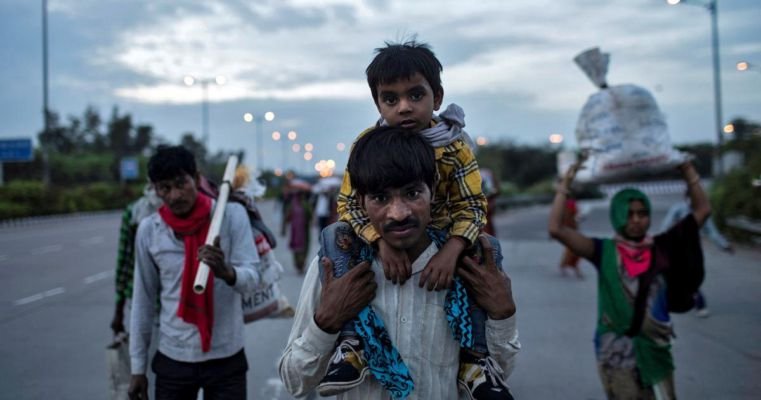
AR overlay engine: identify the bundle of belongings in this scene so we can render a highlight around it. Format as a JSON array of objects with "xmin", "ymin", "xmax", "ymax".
[
  {"xmin": 572, "ymin": 47, "xmax": 688, "ymax": 183},
  {"xmin": 202, "ymin": 167, "xmax": 294, "ymax": 323}
]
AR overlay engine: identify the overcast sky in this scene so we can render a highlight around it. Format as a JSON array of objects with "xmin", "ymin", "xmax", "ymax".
[{"xmin": 2, "ymin": 0, "xmax": 760, "ymax": 173}]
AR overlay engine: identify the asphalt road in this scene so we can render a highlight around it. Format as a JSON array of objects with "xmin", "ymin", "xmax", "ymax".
[{"xmin": 0, "ymin": 194, "xmax": 758, "ymax": 399}]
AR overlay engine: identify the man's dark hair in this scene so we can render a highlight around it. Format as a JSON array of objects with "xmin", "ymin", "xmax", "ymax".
[
  {"xmin": 366, "ymin": 39, "xmax": 443, "ymax": 106},
  {"xmin": 147, "ymin": 145, "xmax": 197, "ymax": 182},
  {"xmin": 348, "ymin": 126, "xmax": 436, "ymax": 196}
]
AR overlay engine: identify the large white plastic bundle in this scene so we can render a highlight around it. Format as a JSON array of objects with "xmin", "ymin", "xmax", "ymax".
[
  {"xmin": 573, "ymin": 48, "xmax": 686, "ymax": 183},
  {"xmin": 241, "ymin": 229, "xmax": 294, "ymax": 323}
]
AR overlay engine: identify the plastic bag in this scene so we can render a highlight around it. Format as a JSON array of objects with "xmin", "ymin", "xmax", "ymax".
[
  {"xmin": 573, "ymin": 48, "xmax": 687, "ymax": 183},
  {"xmin": 242, "ymin": 233, "xmax": 294, "ymax": 323},
  {"xmin": 106, "ymin": 333, "xmax": 130, "ymax": 400}
]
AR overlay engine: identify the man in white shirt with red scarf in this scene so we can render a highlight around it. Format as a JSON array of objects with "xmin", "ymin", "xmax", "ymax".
[{"xmin": 129, "ymin": 145, "xmax": 260, "ymax": 400}]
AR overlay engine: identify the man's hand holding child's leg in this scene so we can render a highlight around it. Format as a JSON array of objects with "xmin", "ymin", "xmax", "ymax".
[
  {"xmin": 419, "ymin": 236, "xmax": 465, "ymax": 291},
  {"xmin": 378, "ymin": 237, "xmax": 411, "ymax": 285}
]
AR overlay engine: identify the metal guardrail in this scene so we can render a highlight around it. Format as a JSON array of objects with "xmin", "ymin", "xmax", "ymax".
[
  {"xmin": 0, "ymin": 209, "xmax": 120, "ymax": 229},
  {"xmin": 726, "ymin": 216, "xmax": 761, "ymax": 235},
  {"xmin": 494, "ymin": 194, "xmax": 554, "ymax": 210}
]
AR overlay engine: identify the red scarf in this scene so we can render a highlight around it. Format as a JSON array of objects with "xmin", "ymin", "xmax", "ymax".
[
  {"xmin": 159, "ymin": 194, "xmax": 214, "ymax": 352},
  {"xmin": 614, "ymin": 235, "xmax": 654, "ymax": 278}
]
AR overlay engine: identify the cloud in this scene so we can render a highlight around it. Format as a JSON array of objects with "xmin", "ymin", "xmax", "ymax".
[
  {"xmin": 98, "ymin": 0, "xmax": 757, "ymax": 111},
  {"xmin": 115, "ymin": 79, "xmax": 366, "ymax": 104},
  {"xmin": 41, "ymin": 0, "xmax": 757, "ymax": 148}
]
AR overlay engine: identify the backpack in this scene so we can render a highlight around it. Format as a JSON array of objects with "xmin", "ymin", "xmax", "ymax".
[
  {"xmin": 198, "ymin": 177, "xmax": 277, "ymax": 249},
  {"xmin": 627, "ymin": 224, "xmax": 704, "ymax": 336}
]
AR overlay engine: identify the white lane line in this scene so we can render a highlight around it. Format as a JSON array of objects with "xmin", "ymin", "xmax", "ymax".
[
  {"xmin": 79, "ymin": 236, "xmax": 104, "ymax": 246},
  {"xmin": 84, "ymin": 271, "xmax": 112, "ymax": 284},
  {"xmin": 30, "ymin": 244, "xmax": 63, "ymax": 255},
  {"xmin": 14, "ymin": 293, "xmax": 44, "ymax": 306},
  {"xmin": 44, "ymin": 287, "xmax": 65, "ymax": 296},
  {"xmin": 14, "ymin": 287, "xmax": 65, "ymax": 306}
]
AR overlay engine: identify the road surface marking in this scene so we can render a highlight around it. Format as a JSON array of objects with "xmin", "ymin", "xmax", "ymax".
[
  {"xmin": 84, "ymin": 271, "xmax": 112, "ymax": 284},
  {"xmin": 30, "ymin": 244, "xmax": 63, "ymax": 255},
  {"xmin": 14, "ymin": 287, "xmax": 65, "ymax": 306},
  {"xmin": 79, "ymin": 236, "xmax": 104, "ymax": 246}
]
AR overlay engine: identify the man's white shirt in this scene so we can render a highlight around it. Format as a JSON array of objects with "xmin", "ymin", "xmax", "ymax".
[{"xmin": 278, "ymin": 241, "xmax": 520, "ymax": 399}]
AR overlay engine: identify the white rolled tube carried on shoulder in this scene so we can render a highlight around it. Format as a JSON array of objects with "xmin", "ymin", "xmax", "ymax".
[{"xmin": 193, "ymin": 155, "xmax": 239, "ymax": 294}]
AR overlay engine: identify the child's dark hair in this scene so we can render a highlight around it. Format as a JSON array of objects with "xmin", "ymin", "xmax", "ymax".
[
  {"xmin": 366, "ymin": 39, "xmax": 443, "ymax": 105},
  {"xmin": 147, "ymin": 145, "xmax": 198, "ymax": 183},
  {"xmin": 348, "ymin": 126, "xmax": 435, "ymax": 196}
]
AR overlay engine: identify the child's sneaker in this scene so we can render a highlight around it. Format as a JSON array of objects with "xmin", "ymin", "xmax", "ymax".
[
  {"xmin": 317, "ymin": 337, "xmax": 370, "ymax": 396},
  {"xmin": 695, "ymin": 307, "xmax": 711, "ymax": 318},
  {"xmin": 458, "ymin": 354, "xmax": 514, "ymax": 400}
]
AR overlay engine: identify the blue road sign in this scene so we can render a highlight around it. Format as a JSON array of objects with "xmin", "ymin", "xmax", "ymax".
[
  {"xmin": 120, "ymin": 157, "xmax": 139, "ymax": 181},
  {"xmin": 0, "ymin": 138, "xmax": 33, "ymax": 162}
]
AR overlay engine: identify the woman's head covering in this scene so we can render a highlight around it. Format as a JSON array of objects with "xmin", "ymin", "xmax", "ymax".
[{"xmin": 609, "ymin": 188, "xmax": 651, "ymax": 234}]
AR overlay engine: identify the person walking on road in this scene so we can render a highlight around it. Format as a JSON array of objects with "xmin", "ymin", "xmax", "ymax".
[
  {"xmin": 558, "ymin": 196, "xmax": 584, "ymax": 279},
  {"xmin": 313, "ymin": 183, "xmax": 339, "ymax": 233},
  {"xmin": 548, "ymin": 159, "xmax": 711, "ymax": 399},
  {"xmin": 281, "ymin": 179, "xmax": 314, "ymax": 274},
  {"xmin": 128, "ymin": 146, "xmax": 262, "ymax": 400},
  {"xmin": 111, "ymin": 185, "xmax": 162, "ymax": 336},
  {"xmin": 279, "ymin": 127, "xmax": 520, "ymax": 399}
]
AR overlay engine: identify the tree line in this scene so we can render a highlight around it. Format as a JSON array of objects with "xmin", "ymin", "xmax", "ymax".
[
  {"xmin": 4, "ymin": 106, "xmax": 241, "ymax": 185},
  {"xmin": 1, "ymin": 105, "xmax": 758, "ymax": 233}
]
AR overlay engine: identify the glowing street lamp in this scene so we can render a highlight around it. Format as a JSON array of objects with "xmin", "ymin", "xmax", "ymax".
[
  {"xmin": 476, "ymin": 136, "xmax": 488, "ymax": 146},
  {"xmin": 736, "ymin": 61, "xmax": 761, "ymax": 74},
  {"xmin": 337, "ymin": 142, "xmax": 346, "ymax": 152},
  {"xmin": 243, "ymin": 111, "xmax": 275, "ymax": 170},
  {"xmin": 549, "ymin": 133, "xmax": 564, "ymax": 145},
  {"xmin": 315, "ymin": 159, "xmax": 336, "ymax": 177},
  {"xmin": 723, "ymin": 123, "xmax": 734, "ymax": 134}
]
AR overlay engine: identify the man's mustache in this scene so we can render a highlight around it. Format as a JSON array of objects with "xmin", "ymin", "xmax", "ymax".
[
  {"xmin": 169, "ymin": 200, "xmax": 187, "ymax": 209},
  {"xmin": 383, "ymin": 218, "xmax": 420, "ymax": 233}
]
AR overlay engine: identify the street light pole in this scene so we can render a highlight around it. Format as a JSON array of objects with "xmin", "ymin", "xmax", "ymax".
[
  {"xmin": 243, "ymin": 111, "xmax": 275, "ymax": 171},
  {"xmin": 708, "ymin": 0, "xmax": 724, "ymax": 177},
  {"xmin": 185, "ymin": 75, "xmax": 225, "ymax": 151},
  {"xmin": 667, "ymin": 0, "xmax": 724, "ymax": 177},
  {"xmin": 256, "ymin": 118, "xmax": 263, "ymax": 170},
  {"xmin": 201, "ymin": 80, "xmax": 209, "ymax": 147},
  {"xmin": 41, "ymin": 0, "xmax": 50, "ymax": 187},
  {"xmin": 287, "ymin": 130, "xmax": 297, "ymax": 172}
]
